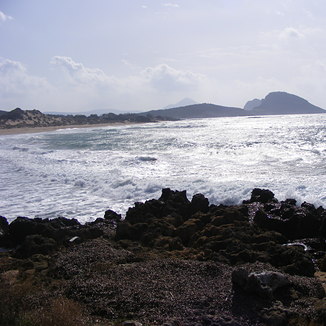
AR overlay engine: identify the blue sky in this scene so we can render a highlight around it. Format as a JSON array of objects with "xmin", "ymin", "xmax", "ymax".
[{"xmin": 1, "ymin": 0, "xmax": 326, "ymax": 113}]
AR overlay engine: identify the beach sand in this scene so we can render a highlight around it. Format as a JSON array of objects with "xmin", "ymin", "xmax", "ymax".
[{"xmin": 0, "ymin": 122, "xmax": 133, "ymax": 135}]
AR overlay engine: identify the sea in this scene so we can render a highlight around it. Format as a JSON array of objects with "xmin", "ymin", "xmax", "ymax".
[{"xmin": 0, "ymin": 114, "xmax": 325, "ymax": 223}]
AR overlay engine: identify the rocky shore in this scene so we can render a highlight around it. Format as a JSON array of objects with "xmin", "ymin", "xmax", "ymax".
[{"xmin": 1, "ymin": 188, "xmax": 326, "ymax": 325}]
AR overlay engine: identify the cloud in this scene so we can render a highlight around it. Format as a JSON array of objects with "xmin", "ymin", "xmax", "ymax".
[
  {"xmin": 0, "ymin": 58, "xmax": 52, "ymax": 109},
  {"xmin": 50, "ymin": 56, "xmax": 112, "ymax": 85},
  {"xmin": 0, "ymin": 11, "xmax": 13, "ymax": 22},
  {"xmin": 142, "ymin": 64, "xmax": 203, "ymax": 92},
  {"xmin": 0, "ymin": 59, "xmax": 25, "ymax": 74},
  {"xmin": 141, "ymin": 5, "xmax": 148, "ymax": 9},
  {"xmin": 163, "ymin": 3, "xmax": 180, "ymax": 8},
  {"xmin": 0, "ymin": 56, "xmax": 206, "ymax": 112},
  {"xmin": 279, "ymin": 27, "xmax": 305, "ymax": 40}
]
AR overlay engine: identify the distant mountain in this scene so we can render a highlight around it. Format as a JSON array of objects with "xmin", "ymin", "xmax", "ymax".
[
  {"xmin": 140, "ymin": 103, "xmax": 247, "ymax": 120},
  {"xmin": 164, "ymin": 98, "xmax": 197, "ymax": 110},
  {"xmin": 243, "ymin": 98, "xmax": 262, "ymax": 111},
  {"xmin": 248, "ymin": 92, "xmax": 326, "ymax": 115}
]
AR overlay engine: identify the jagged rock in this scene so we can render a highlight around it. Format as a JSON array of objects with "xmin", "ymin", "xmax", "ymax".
[
  {"xmin": 232, "ymin": 268, "xmax": 290, "ymax": 299},
  {"xmin": 159, "ymin": 188, "xmax": 191, "ymax": 218},
  {"xmin": 0, "ymin": 216, "xmax": 8, "ymax": 235},
  {"xmin": 247, "ymin": 188, "xmax": 277, "ymax": 204},
  {"xmin": 104, "ymin": 209, "xmax": 122, "ymax": 224},
  {"xmin": 8, "ymin": 216, "xmax": 38, "ymax": 243},
  {"xmin": 0, "ymin": 216, "xmax": 9, "ymax": 247},
  {"xmin": 254, "ymin": 206, "xmax": 323, "ymax": 240},
  {"xmin": 190, "ymin": 193, "xmax": 209, "ymax": 214},
  {"xmin": 15, "ymin": 234, "xmax": 57, "ymax": 258}
]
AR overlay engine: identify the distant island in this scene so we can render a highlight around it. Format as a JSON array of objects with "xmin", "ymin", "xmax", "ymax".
[{"xmin": 0, "ymin": 91, "xmax": 325, "ymax": 129}]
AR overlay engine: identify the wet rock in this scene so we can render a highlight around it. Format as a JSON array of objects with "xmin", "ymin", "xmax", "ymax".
[
  {"xmin": 8, "ymin": 216, "xmax": 38, "ymax": 243},
  {"xmin": 0, "ymin": 216, "xmax": 10, "ymax": 247},
  {"xmin": 159, "ymin": 188, "xmax": 191, "ymax": 218},
  {"xmin": 0, "ymin": 216, "xmax": 8, "ymax": 235},
  {"xmin": 190, "ymin": 193, "xmax": 209, "ymax": 214},
  {"xmin": 104, "ymin": 209, "xmax": 122, "ymax": 224},
  {"xmin": 254, "ymin": 210, "xmax": 287, "ymax": 236},
  {"xmin": 254, "ymin": 205, "xmax": 323, "ymax": 240},
  {"xmin": 247, "ymin": 188, "xmax": 277, "ymax": 204},
  {"xmin": 49, "ymin": 216, "xmax": 80, "ymax": 228},
  {"xmin": 232, "ymin": 268, "xmax": 290, "ymax": 299}
]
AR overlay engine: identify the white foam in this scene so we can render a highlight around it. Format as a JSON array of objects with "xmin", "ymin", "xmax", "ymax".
[{"xmin": 0, "ymin": 114, "xmax": 325, "ymax": 222}]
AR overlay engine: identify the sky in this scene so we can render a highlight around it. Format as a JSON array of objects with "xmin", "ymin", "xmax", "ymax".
[{"xmin": 1, "ymin": 0, "xmax": 326, "ymax": 113}]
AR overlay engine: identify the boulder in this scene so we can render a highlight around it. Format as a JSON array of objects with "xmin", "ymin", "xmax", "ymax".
[
  {"xmin": 190, "ymin": 193, "xmax": 209, "ymax": 214},
  {"xmin": 104, "ymin": 209, "xmax": 122, "ymax": 224},
  {"xmin": 232, "ymin": 268, "xmax": 290, "ymax": 299},
  {"xmin": 247, "ymin": 188, "xmax": 277, "ymax": 204},
  {"xmin": 8, "ymin": 216, "xmax": 38, "ymax": 243}
]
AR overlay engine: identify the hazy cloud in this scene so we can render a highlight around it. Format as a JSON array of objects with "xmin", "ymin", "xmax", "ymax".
[
  {"xmin": 142, "ymin": 64, "xmax": 203, "ymax": 91},
  {"xmin": 279, "ymin": 27, "xmax": 305, "ymax": 39},
  {"xmin": 163, "ymin": 3, "xmax": 180, "ymax": 8},
  {"xmin": 0, "ymin": 58, "xmax": 52, "ymax": 109},
  {"xmin": 0, "ymin": 59, "xmax": 25, "ymax": 74},
  {"xmin": 0, "ymin": 10, "xmax": 13, "ymax": 22},
  {"xmin": 50, "ymin": 56, "xmax": 112, "ymax": 85}
]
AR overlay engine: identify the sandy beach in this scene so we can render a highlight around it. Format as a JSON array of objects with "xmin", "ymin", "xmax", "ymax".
[{"xmin": 0, "ymin": 122, "xmax": 134, "ymax": 136}]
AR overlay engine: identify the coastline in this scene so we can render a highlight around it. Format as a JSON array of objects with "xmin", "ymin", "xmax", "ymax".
[
  {"xmin": 0, "ymin": 188, "xmax": 325, "ymax": 325},
  {"xmin": 0, "ymin": 121, "xmax": 137, "ymax": 136}
]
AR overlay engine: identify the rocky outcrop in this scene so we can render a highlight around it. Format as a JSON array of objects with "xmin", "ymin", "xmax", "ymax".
[
  {"xmin": 0, "ymin": 215, "xmax": 114, "ymax": 258},
  {"xmin": 116, "ymin": 188, "xmax": 320, "ymax": 277},
  {"xmin": 0, "ymin": 188, "xmax": 325, "ymax": 325}
]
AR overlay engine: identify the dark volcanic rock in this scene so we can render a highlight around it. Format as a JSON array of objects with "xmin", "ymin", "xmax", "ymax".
[
  {"xmin": 1, "ymin": 189, "xmax": 325, "ymax": 326},
  {"xmin": 5, "ymin": 214, "xmax": 118, "ymax": 257},
  {"xmin": 253, "ymin": 199, "xmax": 324, "ymax": 240},
  {"xmin": 116, "ymin": 189, "xmax": 316, "ymax": 276},
  {"xmin": 232, "ymin": 268, "xmax": 290, "ymax": 299},
  {"xmin": 190, "ymin": 193, "xmax": 209, "ymax": 214},
  {"xmin": 247, "ymin": 188, "xmax": 276, "ymax": 204},
  {"xmin": 15, "ymin": 234, "xmax": 57, "ymax": 258},
  {"xmin": 104, "ymin": 209, "xmax": 122, "ymax": 224}
]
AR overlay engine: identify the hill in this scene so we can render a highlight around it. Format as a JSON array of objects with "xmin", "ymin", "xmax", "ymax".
[
  {"xmin": 247, "ymin": 92, "xmax": 326, "ymax": 115},
  {"xmin": 140, "ymin": 103, "xmax": 247, "ymax": 120},
  {"xmin": 164, "ymin": 97, "xmax": 197, "ymax": 109},
  {"xmin": 0, "ymin": 108, "xmax": 157, "ymax": 129}
]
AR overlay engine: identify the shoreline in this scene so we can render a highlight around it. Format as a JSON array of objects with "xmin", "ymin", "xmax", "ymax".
[
  {"xmin": 0, "ymin": 121, "xmax": 138, "ymax": 136},
  {"xmin": 0, "ymin": 188, "xmax": 325, "ymax": 325}
]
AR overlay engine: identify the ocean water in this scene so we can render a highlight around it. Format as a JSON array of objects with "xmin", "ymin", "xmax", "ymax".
[{"xmin": 0, "ymin": 114, "xmax": 325, "ymax": 223}]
